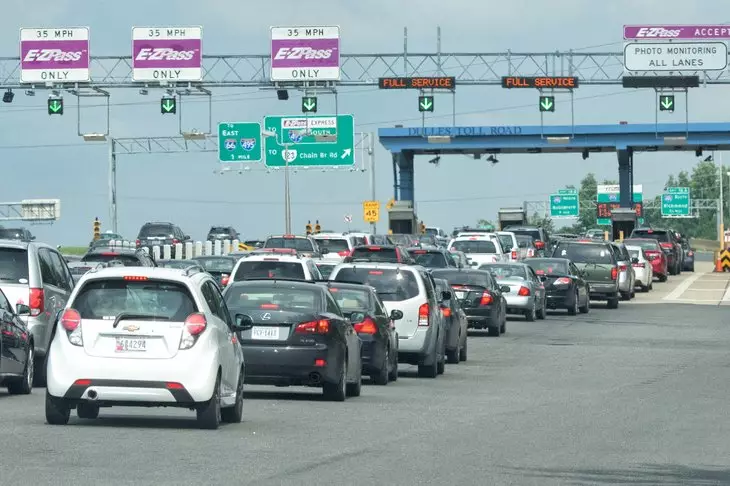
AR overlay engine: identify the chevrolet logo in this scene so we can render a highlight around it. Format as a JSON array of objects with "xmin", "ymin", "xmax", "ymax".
[{"xmin": 123, "ymin": 325, "xmax": 140, "ymax": 332}]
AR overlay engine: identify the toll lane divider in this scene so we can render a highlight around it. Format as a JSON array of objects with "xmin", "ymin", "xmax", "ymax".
[{"xmin": 107, "ymin": 239, "xmax": 251, "ymax": 261}]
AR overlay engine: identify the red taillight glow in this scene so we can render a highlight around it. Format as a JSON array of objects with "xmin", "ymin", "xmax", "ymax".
[
  {"xmin": 60, "ymin": 309, "xmax": 81, "ymax": 332},
  {"xmin": 368, "ymin": 246, "xmax": 382, "ymax": 251},
  {"xmin": 221, "ymin": 275, "xmax": 230, "ymax": 286},
  {"xmin": 555, "ymin": 277, "xmax": 572, "ymax": 285},
  {"xmin": 354, "ymin": 317, "xmax": 378, "ymax": 334},
  {"xmin": 314, "ymin": 359, "xmax": 326, "ymax": 367},
  {"xmin": 172, "ymin": 239, "xmax": 180, "ymax": 245},
  {"xmin": 517, "ymin": 286, "xmax": 530, "ymax": 296},
  {"xmin": 29, "ymin": 287, "xmax": 44, "ymax": 317},
  {"xmin": 368, "ymin": 270, "xmax": 383, "ymax": 275},
  {"xmin": 511, "ymin": 250, "xmax": 517, "ymax": 260},
  {"xmin": 413, "ymin": 250, "xmax": 427, "ymax": 254},
  {"xmin": 619, "ymin": 265, "xmax": 627, "ymax": 272},
  {"xmin": 166, "ymin": 382, "xmax": 184, "ymax": 390},
  {"xmin": 535, "ymin": 240, "xmax": 545, "ymax": 249},
  {"xmin": 418, "ymin": 303, "xmax": 429, "ymax": 327},
  {"xmin": 337, "ymin": 250, "xmax": 351, "ymax": 257},
  {"xmin": 135, "ymin": 239, "xmax": 141, "ymax": 247},
  {"xmin": 611, "ymin": 267, "xmax": 618, "ymax": 280},
  {"xmin": 260, "ymin": 303, "xmax": 279, "ymax": 309},
  {"xmin": 688, "ymin": 251, "xmax": 694, "ymax": 256},
  {"xmin": 184, "ymin": 313, "xmax": 207, "ymax": 336},
  {"xmin": 73, "ymin": 379, "xmax": 91, "ymax": 386},
  {"xmin": 632, "ymin": 263, "xmax": 645, "ymax": 268},
  {"xmin": 101, "ymin": 252, "xmax": 120, "ymax": 256},
  {"xmin": 479, "ymin": 291, "xmax": 493, "ymax": 306},
  {"xmin": 124, "ymin": 276, "xmax": 149, "ymax": 281},
  {"xmin": 283, "ymin": 234, "xmax": 295, "ymax": 239},
  {"xmin": 296, "ymin": 319, "xmax": 330, "ymax": 334},
  {"xmin": 660, "ymin": 242, "xmax": 673, "ymax": 249},
  {"xmin": 441, "ymin": 307, "xmax": 452, "ymax": 317}
]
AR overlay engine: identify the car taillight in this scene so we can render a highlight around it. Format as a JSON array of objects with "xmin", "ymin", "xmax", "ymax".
[
  {"xmin": 29, "ymin": 287, "xmax": 44, "ymax": 317},
  {"xmin": 688, "ymin": 251, "xmax": 694, "ymax": 256},
  {"xmin": 619, "ymin": 265, "xmax": 627, "ymax": 272},
  {"xmin": 337, "ymin": 250, "xmax": 350, "ymax": 257},
  {"xmin": 632, "ymin": 262, "xmax": 645, "ymax": 268},
  {"xmin": 135, "ymin": 239, "xmax": 141, "ymax": 247},
  {"xmin": 555, "ymin": 277, "xmax": 572, "ymax": 285},
  {"xmin": 172, "ymin": 239, "xmax": 180, "ymax": 245},
  {"xmin": 517, "ymin": 286, "xmax": 530, "ymax": 296},
  {"xmin": 479, "ymin": 291, "xmax": 493, "ymax": 306},
  {"xmin": 645, "ymin": 252, "xmax": 659, "ymax": 260},
  {"xmin": 353, "ymin": 317, "xmax": 377, "ymax": 334},
  {"xmin": 60, "ymin": 308, "xmax": 83, "ymax": 346},
  {"xmin": 180, "ymin": 313, "xmax": 207, "ymax": 350},
  {"xmin": 660, "ymin": 242, "xmax": 673, "ymax": 249},
  {"xmin": 511, "ymin": 250, "xmax": 517, "ymax": 260},
  {"xmin": 418, "ymin": 303, "xmax": 429, "ymax": 326},
  {"xmin": 221, "ymin": 275, "xmax": 230, "ymax": 286},
  {"xmin": 535, "ymin": 240, "xmax": 545, "ymax": 249},
  {"xmin": 441, "ymin": 306, "xmax": 452, "ymax": 317},
  {"xmin": 295, "ymin": 319, "xmax": 330, "ymax": 334},
  {"xmin": 611, "ymin": 267, "xmax": 618, "ymax": 280}
]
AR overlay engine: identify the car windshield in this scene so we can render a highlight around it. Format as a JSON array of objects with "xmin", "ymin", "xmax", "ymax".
[
  {"xmin": 315, "ymin": 263, "xmax": 336, "ymax": 279},
  {"xmin": 81, "ymin": 253, "xmax": 142, "ymax": 266},
  {"xmin": 333, "ymin": 267, "xmax": 419, "ymax": 302},
  {"xmin": 350, "ymin": 247, "xmax": 399, "ymax": 262},
  {"xmin": 624, "ymin": 239, "xmax": 660, "ymax": 250},
  {"xmin": 265, "ymin": 237, "xmax": 315, "ymax": 252},
  {"xmin": 508, "ymin": 229, "xmax": 542, "ymax": 241},
  {"xmin": 481, "ymin": 264, "xmax": 527, "ymax": 279},
  {"xmin": 451, "ymin": 240, "xmax": 497, "ymax": 254},
  {"xmin": 139, "ymin": 224, "xmax": 174, "ymax": 238},
  {"xmin": 411, "ymin": 251, "xmax": 448, "ymax": 268},
  {"xmin": 157, "ymin": 260, "xmax": 193, "ymax": 269},
  {"xmin": 74, "ymin": 278, "xmax": 197, "ymax": 321},
  {"xmin": 425, "ymin": 228, "xmax": 439, "ymax": 236},
  {"xmin": 556, "ymin": 244, "xmax": 613, "ymax": 264},
  {"xmin": 192, "ymin": 258, "xmax": 235, "ymax": 273},
  {"xmin": 497, "ymin": 235, "xmax": 513, "ymax": 251},
  {"xmin": 631, "ymin": 230, "xmax": 670, "ymax": 242},
  {"xmin": 516, "ymin": 235, "xmax": 534, "ymax": 248},
  {"xmin": 328, "ymin": 286, "xmax": 371, "ymax": 312},
  {"xmin": 234, "ymin": 261, "xmax": 305, "ymax": 280},
  {"xmin": 314, "ymin": 238, "xmax": 349, "ymax": 252},
  {"xmin": 224, "ymin": 284, "xmax": 319, "ymax": 312},
  {"xmin": 68, "ymin": 266, "xmax": 93, "ymax": 276},
  {"xmin": 0, "ymin": 248, "xmax": 29, "ymax": 281},
  {"xmin": 0, "ymin": 229, "xmax": 26, "ymax": 240},
  {"xmin": 418, "ymin": 235, "xmax": 437, "ymax": 245},
  {"xmin": 526, "ymin": 259, "xmax": 569, "ymax": 276},
  {"xmin": 208, "ymin": 227, "xmax": 229, "ymax": 235}
]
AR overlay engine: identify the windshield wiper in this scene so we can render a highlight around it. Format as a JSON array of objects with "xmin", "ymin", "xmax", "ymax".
[
  {"xmin": 0, "ymin": 276, "xmax": 22, "ymax": 281},
  {"xmin": 113, "ymin": 312, "xmax": 170, "ymax": 328}
]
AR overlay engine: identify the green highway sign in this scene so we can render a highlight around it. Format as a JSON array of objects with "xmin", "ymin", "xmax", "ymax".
[
  {"xmin": 161, "ymin": 96, "xmax": 177, "ymax": 114},
  {"xmin": 596, "ymin": 184, "xmax": 643, "ymax": 226},
  {"xmin": 302, "ymin": 96, "xmax": 318, "ymax": 114},
  {"xmin": 263, "ymin": 114, "xmax": 355, "ymax": 168},
  {"xmin": 47, "ymin": 98, "xmax": 63, "ymax": 115},
  {"xmin": 550, "ymin": 189, "xmax": 579, "ymax": 218},
  {"xmin": 217, "ymin": 122, "xmax": 263, "ymax": 163},
  {"xmin": 419, "ymin": 95, "xmax": 434, "ymax": 112},
  {"xmin": 659, "ymin": 95, "xmax": 675, "ymax": 112},
  {"xmin": 539, "ymin": 96, "xmax": 555, "ymax": 112},
  {"xmin": 661, "ymin": 186, "xmax": 691, "ymax": 217}
]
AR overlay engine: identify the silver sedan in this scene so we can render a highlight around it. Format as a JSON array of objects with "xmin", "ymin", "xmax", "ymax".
[{"xmin": 479, "ymin": 262, "xmax": 546, "ymax": 321}]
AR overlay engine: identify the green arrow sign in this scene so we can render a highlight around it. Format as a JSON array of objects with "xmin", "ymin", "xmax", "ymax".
[
  {"xmin": 539, "ymin": 96, "xmax": 555, "ymax": 112},
  {"xmin": 217, "ymin": 122, "xmax": 263, "ymax": 163},
  {"xmin": 418, "ymin": 96, "xmax": 434, "ymax": 112},
  {"xmin": 263, "ymin": 114, "xmax": 355, "ymax": 168},
  {"xmin": 301, "ymin": 96, "xmax": 318, "ymax": 113},
  {"xmin": 661, "ymin": 187, "xmax": 691, "ymax": 217},
  {"xmin": 659, "ymin": 95, "xmax": 675, "ymax": 112},
  {"xmin": 47, "ymin": 98, "xmax": 63, "ymax": 115},
  {"xmin": 161, "ymin": 97, "xmax": 176, "ymax": 114},
  {"xmin": 550, "ymin": 193, "xmax": 579, "ymax": 218}
]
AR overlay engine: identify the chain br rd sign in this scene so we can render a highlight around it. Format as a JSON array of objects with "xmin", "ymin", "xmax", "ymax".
[
  {"xmin": 549, "ymin": 189, "xmax": 579, "ymax": 218},
  {"xmin": 263, "ymin": 115, "xmax": 354, "ymax": 167},
  {"xmin": 661, "ymin": 187, "xmax": 691, "ymax": 217},
  {"xmin": 217, "ymin": 122, "xmax": 262, "ymax": 163}
]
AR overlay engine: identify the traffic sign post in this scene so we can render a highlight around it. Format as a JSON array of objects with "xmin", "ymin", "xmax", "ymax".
[
  {"xmin": 659, "ymin": 95, "xmax": 674, "ymax": 112},
  {"xmin": 661, "ymin": 187, "xmax": 691, "ymax": 217},
  {"xmin": 160, "ymin": 96, "xmax": 176, "ymax": 114},
  {"xmin": 217, "ymin": 122, "xmax": 263, "ymax": 163},
  {"xmin": 263, "ymin": 114, "xmax": 355, "ymax": 167},
  {"xmin": 549, "ymin": 189, "xmax": 579, "ymax": 218},
  {"xmin": 418, "ymin": 95, "xmax": 434, "ymax": 112},
  {"xmin": 47, "ymin": 97, "xmax": 63, "ymax": 115},
  {"xmin": 20, "ymin": 28, "xmax": 90, "ymax": 83},
  {"xmin": 270, "ymin": 26, "xmax": 340, "ymax": 82},
  {"xmin": 131, "ymin": 26, "xmax": 202, "ymax": 82},
  {"xmin": 539, "ymin": 96, "xmax": 555, "ymax": 112},
  {"xmin": 363, "ymin": 201, "xmax": 380, "ymax": 223},
  {"xmin": 301, "ymin": 96, "xmax": 317, "ymax": 113},
  {"xmin": 596, "ymin": 184, "xmax": 643, "ymax": 225}
]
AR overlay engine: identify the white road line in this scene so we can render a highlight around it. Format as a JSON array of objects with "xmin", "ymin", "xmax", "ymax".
[
  {"xmin": 680, "ymin": 288, "xmax": 728, "ymax": 292},
  {"xmin": 663, "ymin": 273, "xmax": 704, "ymax": 301},
  {"xmin": 722, "ymin": 282, "xmax": 730, "ymax": 302}
]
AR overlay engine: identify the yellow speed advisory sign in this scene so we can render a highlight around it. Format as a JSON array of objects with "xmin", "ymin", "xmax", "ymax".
[{"xmin": 363, "ymin": 200, "xmax": 380, "ymax": 223}]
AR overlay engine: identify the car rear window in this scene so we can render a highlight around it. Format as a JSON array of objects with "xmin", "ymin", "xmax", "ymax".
[
  {"xmin": 82, "ymin": 253, "xmax": 143, "ymax": 266},
  {"xmin": 315, "ymin": 262, "xmax": 336, "ymax": 279},
  {"xmin": 224, "ymin": 284, "xmax": 319, "ymax": 312},
  {"xmin": 234, "ymin": 261, "xmax": 305, "ymax": 280},
  {"xmin": 430, "ymin": 270, "xmax": 492, "ymax": 288},
  {"xmin": 526, "ymin": 259, "xmax": 569, "ymax": 276},
  {"xmin": 69, "ymin": 266, "xmax": 93, "ymax": 276},
  {"xmin": 425, "ymin": 228, "xmax": 438, "ymax": 236},
  {"xmin": 481, "ymin": 264, "xmax": 527, "ymax": 279},
  {"xmin": 208, "ymin": 227, "xmax": 229, "ymax": 234},
  {"xmin": 411, "ymin": 251, "xmax": 448, "ymax": 268},
  {"xmin": 328, "ymin": 286, "xmax": 371, "ymax": 312},
  {"xmin": 508, "ymin": 229, "xmax": 542, "ymax": 242},
  {"xmin": 157, "ymin": 260, "xmax": 193, "ymax": 269},
  {"xmin": 314, "ymin": 238, "xmax": 349, "ymax": 252},
  {"xmin": 138, "ymin": 224, "xmax": 174, "ymax": 238},
  {"xmin": 0, "ymin": 229, "xmax": 26, "ymax": 239},
  {"xmin": 631, "ymin": 230, "xmax": 670, "ymax": 242},
  {"xmin": 497, "ymin": 235, "xmax": 513, "ymax": 251},
  {"xmin": 555, "ymin": 244, "xmax": 614, "ymax": 264},
  {"xmin": 516, "ymin": 235, "xmax": 534, "ymax": 248},
  {"xmin": 350, "ymin": 247, "xmax": 398, "ymax": 262},
  {"xmin": 264, "ymin": 237, "xmax": 315, "ymax": 252},
  {"xmin": 623, "ymin": 239, "xmax": 660, "ymax": 250},
  {"xmin": 333, "ymin": 267, "xmax": 419, "ymax": 302},
  {"xmin": 73, "ymin": 278, "xmax": 197, "ymax": 321},
  {"xmin": 0, "ymin": 248, "xmax": 29, "ymax": 282},
  {"xmin": 192, "ymin": 258, "xmax": 235, "ymax": 273},
  {"xmin": 451, "ymin": 240, "xmax": 497, "ymax": 254},
  {"xmin": 628, "ymin": 249, "xmax": 641, "ymax": 260}
]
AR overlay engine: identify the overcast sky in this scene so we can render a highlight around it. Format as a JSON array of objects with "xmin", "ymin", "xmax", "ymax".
[{"xmin": 1, "ymin": 0, "xmax": 729, "ymax": 244}]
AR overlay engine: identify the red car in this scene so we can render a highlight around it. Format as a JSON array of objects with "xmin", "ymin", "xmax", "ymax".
[{"xmin": 624, "ymin": 238, "xmax": 668, "ymax": 282}]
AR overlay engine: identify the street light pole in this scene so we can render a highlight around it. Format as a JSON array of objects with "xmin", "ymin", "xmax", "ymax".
[
  {"xmin": 283, "ymin": 143, "xmax": 292, "ymax": 234},
  {"xmin": 367, "ymin": 133, "xmax": 376, "ymax": 234},
  {"xmin": 719, "ymin": 152, "xmax": 725, "ymax": 248}
]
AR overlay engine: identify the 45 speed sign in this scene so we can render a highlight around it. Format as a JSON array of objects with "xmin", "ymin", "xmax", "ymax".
[{"xmin": 363, "ymin": 201, "xmax": 380, "ymax": 223}]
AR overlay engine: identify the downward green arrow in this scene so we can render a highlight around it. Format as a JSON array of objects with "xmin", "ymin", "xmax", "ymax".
[
  {"xmin": 540, "ymin": 97, "xmax": 554, "ymax": 110},
  {"xmin": 162, "ymin": 99, "xmax": 175, "ymax": 112},
  {"xmin": 303, "ymin": 99, "xmax": 316, "ymax": 110},
  {"xmin": 661, "ymin": 96, "xmax": 674, "ymax": 110},
  {"xmin": 49, "ymin": 100, "xmax": 62, "ymax": 113},
  {"xmin": 420, "ymin": 97, "xmax": 433, "ymax": 110}
]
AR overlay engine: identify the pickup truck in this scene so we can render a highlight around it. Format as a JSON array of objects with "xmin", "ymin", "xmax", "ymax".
[{"xmin": 550, "ymin": 240, "xmax": 621, "ymax": 309}]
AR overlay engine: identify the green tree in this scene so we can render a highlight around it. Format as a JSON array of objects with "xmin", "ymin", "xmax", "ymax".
[
  {"xmin": 574, "ymin": 173, "xmax": 597, "ymax": 232},
  {"xmin": 528, "ymin": 212, "xmax": 555, "ymax": 233}
]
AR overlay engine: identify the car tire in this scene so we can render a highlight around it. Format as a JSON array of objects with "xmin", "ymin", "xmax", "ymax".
[
  {"xmin": 446, "ymin": 343, "xmax": 460, "ymax": 364},
  {"xmin": 196, "ymin": 374, "xmax": 221, "ymax": 430},
  {"xmin": 437, "ymin": 346, "xmax": 446, "ymax": 375},
  {"xmin": 536, "ymin": 299, "xmax": 546, "ymax": 320},
  {"xmin": 640, "ymin": 284, "xmax": 649, "ymax": 292},
  {"xmin": 607, "ymin": 298, "xmax": 619, "ymax": 309},
  {"xmin": 372, "ymin": 346, "xmax": 390, "ymax": 385},
  {"xmin": 221, "ymin": 368, "xmax": 244, "ymax": 423},
  {"xmin": 418, "ymin": 351, "xmax": 438, "ymax": 378},
  {"xmin": 525, "ymin": 302, "xmax": 536, "ymax": 322},
  {"xmin": 34, "ymin": 355, "xmax": 47, "ymax": 387},
  {"xmin": 7, "ymin": 345, "xmax": 34, "ymax": 395},
  {"xmin": 345, "ymin": 362, "xmax": 362, "ymax": 397},
  {"xmin": 659, "ymin": 274, "xmax": 668, "ymax": 283},
  {"xmin": 620, "ymin": 291, "xmax": 631, "ymax": 301},
  {"xmin": 688, "ymin": 264, "xmax": 695, "ymax": 272},
  {"xmin": 45, "ymin": 390, "xmax": 70, "ymax": 425},
  {"xmin": 579, "ymin": 295, "xmax": 590, "ymax": 314},
  {"xmin": 323, "ymin": 359, "xmax": 347, "ymax": 401},
  {"xmin": 388, "ymin": 348, "xmax": 399, "ymax": 382},
  {"xmin": 567, "ymin": 293, "xmax": 579, "ymax": 315},
  {"xmin": 77, "ymin": 403, "xmax": 100, "ymax": 419},
  {"xmin": 459, "ymin": 338, "xmax": 467, "ymax": 361},
  {"xmin": 649, "ymin": 281, "xmax": 654, "ymax": 290}
]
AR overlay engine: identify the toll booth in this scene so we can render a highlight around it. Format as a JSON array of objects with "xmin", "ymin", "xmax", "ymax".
[
  {"xmin": 611, "ymin": 208, "xmax": 637, "ymax": 241},
  {"xmin": 388, "ymin": 200, "xmax": 418, "ymax": 234}
]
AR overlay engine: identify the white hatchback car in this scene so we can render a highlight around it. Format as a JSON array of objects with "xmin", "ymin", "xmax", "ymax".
[
  {"xmin": 45, "ymin": 266, "xmax": 246, "ymax": 429},
  {"xmin": 626, "ymin": 245, "xmax": 654, "ymax": 292}
]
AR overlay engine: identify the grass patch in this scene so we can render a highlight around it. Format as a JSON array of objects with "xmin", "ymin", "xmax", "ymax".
[{"xmin": 58, "ymin": 246, "xmax": 88, "ymax": 256}]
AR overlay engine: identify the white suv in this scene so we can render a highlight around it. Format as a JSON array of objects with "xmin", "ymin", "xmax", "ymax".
[
  {"xmin": 313, "ymin": 233, "xmax": 356, "ymax": 262},
  {"xmin": 228, "ymin": 249, "xmax": 322, "ymax": 283},
  {"xmin": 329, "ymin": 262, "xmax": 447, "ymax": 378},
  {"xmin": 45, "ymin": 266, "xmax": 246, "ymax": 429},
  {"xmin": 448, "ymin": 236, "xmax": 505, "ymax": 267}
]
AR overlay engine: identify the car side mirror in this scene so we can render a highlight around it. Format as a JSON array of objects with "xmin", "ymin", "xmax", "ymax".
[
  {"xmin": 500, "ymin": 285, "xmax": 511, "ymax": 293},
  {"xmin": 320, "ymin": 247, "xmax": 329, "ymax": 255},
  {"xmin": 184, "ymin": 235, "xmax": 191, "ymax": 241},
  {"xmin": 631, "ymin": 257, "xmax": 639, "ymax": 264},
  {"xmin": 538, "ymin": 275, "xmax": 547, "ymax": 282},
  {"xmin": 16, "ymin": 303, "xmax": 30, "ymax": 316},
  {"xmin": 441, "ymin": 290, "xmax": 452, "ymax": 301},
  {"xmin": 390, "ymin": 309, "xmax": 404, "ymax": 320},
  {"xmin": 233, "ymin": 313, "xmax": 254, "ymax": 331}
]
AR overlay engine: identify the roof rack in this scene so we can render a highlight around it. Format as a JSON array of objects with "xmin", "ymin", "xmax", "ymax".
[
  {"xmin": 184, "ymin": 266, "xmax": 204, "ymax": 277},
  {"xmin": 249, "ymin": 248, "xmax": 301, "ymax": 258}
]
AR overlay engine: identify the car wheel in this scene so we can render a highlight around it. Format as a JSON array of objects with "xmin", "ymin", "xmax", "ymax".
[
  {"xmin": 418, "ymin": 350, "xmax": 438, "ymax": 378},
  {"xmin": 388, "ymin": 347, "xmax": 399, "ymax": 382},
  {"xmin": 620, "ymin": 291, "xmax": 631, "ymax": 301},
  {"xmin": 8, "ymin": 345, "xmax": 34, "ymax": 395},
  {"xmin": 446, "ymin": 341, "xmax": 460, "ymax": 364},
  {"xmin": 607, "ymin": 298, "xmax": 619, "ymax": 309},
  {"xmin": 196, "ymin": 374, "xmax": 222, "ymax": 430},
  {"xmin": 372, "ymin": 346, "xmax": 389, "ymax": 385},
  {"xmin": 536, "ymin": 299, "xmax": 546, "ymax": 320},
  {"xmin": 525, "ymin": 302, "xmax": 536, "ymax": 322},
  {"xmin": 640, "ymin": 284, "xmax": 649, "ymax": 292},
  {"xmin": 221, "ymin": 368, "xmax": 244, "ymax": 423},
  {"xmin": 34, "ymin": 355, "xmax": 47, "ymax": 387},
  {"xmin": 567, "ymin": 293, "xmax": 579, "ymax": 315},
  {"xmin": 659, "ymin": 274, "xmax": 668, "ymax": 283},
  {"xmin": 77, "ymin": 403, "xmax": 100, "ymax": 419},
  {"xmin": 345, "ymin": 361, "xmax": 362, "ymax": 397},
  {"xmin": 689, "ymin": 264, "xmax": 695, "ymax": 272},
  {"xmin": 323, "ymin": 358, "xmax": 347, "ymax": 400},
  {"xmin": 437, "ymin": 345, "xmax": 446, "ymax": 375},
  {"xmin": 649, "ymin": 281, "xmax": 654, "ymax": 290},
  {"xmin": 579, "ymin": 294, "xmax": 590, "ymax": 314},
  {"xmin": 45, "ymin": 390, "xmax": 70, "ymax": 425},
  {"xmin": 459, "ymin": 337, "xmax": 468, "ymax": 361}
]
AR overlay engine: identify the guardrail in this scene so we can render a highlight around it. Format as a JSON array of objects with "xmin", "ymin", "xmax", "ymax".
[{"xmin": 107, "ymin": 240, "xmax": 249, "ymax": 261}]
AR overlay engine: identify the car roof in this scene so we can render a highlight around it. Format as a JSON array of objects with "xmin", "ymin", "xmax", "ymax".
[
  {"xmin": 86, "ymin": 246, "xmax": 140, "ymax": 255},
  {"xmin": 0, "ymin": 239, "xmax": 31, "ymax": 249},
  {"xmin": 192, "ymin": 255, "xmax": 237, "ymax": 260},
  {"xmin": 227, "ymin": 279, "xmax": 323, "ymax": 290},
  {"xmin": 242, "ymin": 253, "xmax": 307, "ymax": 262},
  {"xmin": 335, "ymin": 261, "xmax": 424, "ymax": 271},
  {"xmin": 81, "ymin": 266, "xmax": 203, "ymax": 282},
  {"xmin": 482, "ymin": 261, "xmax": 528, "ymax": 267},
  {"xmin": 407, "ymin": 247, "xmax": 443, "ymax": 252},
  {"xmin": 315, "ymin": 260, "xmax": 337, "ymax": 265}
]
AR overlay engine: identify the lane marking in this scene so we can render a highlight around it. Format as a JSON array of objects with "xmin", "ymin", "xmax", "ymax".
[
  {"xmin": 722, "ymin": 281, "xmax": 730, "ymax": 302},
  {"xmin": 663, "ymin": 272, "xmax": 704, "ymax": 301},
  {"xmin": 679, "ymin": 288, "xmax": 728, "ymax": 292}
]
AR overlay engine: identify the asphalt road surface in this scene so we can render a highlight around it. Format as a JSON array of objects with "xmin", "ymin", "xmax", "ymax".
[{"xmin": 3, "ymin": 300, "xmax": 730, "ymax": 485}]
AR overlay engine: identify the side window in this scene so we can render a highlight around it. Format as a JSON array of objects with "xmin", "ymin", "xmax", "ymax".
[
  {"xmin": 201, "ymin": 282, "xmax": 224, "ymax": 324},
  {"xmin": 0, "ymin": 290, "xmax": 10, "ymax": 312},
  {"xmin": 308, "ymin": 260, "xmax": 322, "ymax": 280},
  {"xmin": 569, "ymin": 263, "xmax": 579, "ymax": 275},
  {"xmin": 373, "ymin": 294, "xmax": 387, "ymax": 317},
  {"xmin": 50, "ymin": 251, "xmax": 73, "ymax": 291},
  {"xmin": 610, "ymin": 245, "xmax": 622, "ymax": 262},
  {"xmin": 38, "ymin": 249, "xmax": 61, "ymax": 288},
  {"xmin": 420, "ymin": 272, "xmax": 435, "ymax": 301},
  {"xmin": 444, "ymin": 252, "xmax": 457, "ymax": 267},
  {"xmin": 209, "ymin": 281, "xmax": 233, "ymax": 328},
  {"xmin": 325, "ymin": 292, "xmax": 342, "ymax": 315}
]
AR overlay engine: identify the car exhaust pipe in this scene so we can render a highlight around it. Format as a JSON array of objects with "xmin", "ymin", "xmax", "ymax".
[
  {"xmin": 308, "ymin": 372, "xmax": 322, "ymax": 385},
  {"xmin": 87, "ymin": 389, "xmax": 98, "ymax": 400}
]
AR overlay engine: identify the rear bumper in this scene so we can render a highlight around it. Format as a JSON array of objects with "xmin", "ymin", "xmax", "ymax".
[
  {"xmin": 62, "ymin": 379, "xmax": 194, "ymax": 405},
  {"xmin": 504, "ymin": 295, "xmax": 530, "ymax": 313},
  {"xmin": 649, "ymin": 260, "xmax": 666, "ymax": 276},
  {"xmin": 359, "ymin": 335, "xmax": 387, "ymax": 373},
  {"xmin": 588, "ymin": 282, "xmax": 619, "ymax": 300},
  {"xmin": 618, "ymin": 273, "xmax": 632, "ymax": 292},
  {"xmin": 545, "ymin": 289, "xmax": 572, "ymax": 308},
  {"xmin": 463, "ymin": 307, "xmax": 499, "ymax": 330},
  {"xmin": 242, "ymin": 343, "xmax": 342, "ymax": 386},
  {"xmin": 634, "ymin": 268, "xmax": 651, "ymax": 286}
]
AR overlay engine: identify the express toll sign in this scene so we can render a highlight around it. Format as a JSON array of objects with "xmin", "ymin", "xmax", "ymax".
[{"xmin": 501, "ymin": 76, "xmax": 579, "ymax": 89}]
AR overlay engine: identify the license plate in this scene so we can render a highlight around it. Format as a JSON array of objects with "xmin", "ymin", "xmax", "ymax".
[
  {"xmin": 115, "ymin": 337, "xmax": 147, "ymax": 352},
  {"xmin": 251, "ymin": 326, "xmax": 280, "ymax": 340},
  {"xmin": 454, "ymin": 290, "xmax": 466, "ymax": 300}
]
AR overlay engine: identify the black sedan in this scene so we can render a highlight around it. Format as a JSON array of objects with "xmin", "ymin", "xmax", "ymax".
[
  {"xmin": 430, "ymin": 268, "xmax": 508, "ymax": 337},
  {"xmin": 524, "ymin": 258, "xmax": 590, "ymax": 315},
  {"xmin": 224, "ymin": 280, "xmax": 363, "ymax": 401},
  {"xmin": 0, "ymin": 289, "xmax": 34, "ymax": 395},
  {"xmin": 680, "ymin": 239, "xmax": 695, "ymax": 272},
  {"xmin": 407, "ymin": 247, "xmax": 460, "ymax": 269},
  {"xmin": 320, "ymin": 282, "xmax": 401, "ymax": 385},
  {"xmin": 191, "ymin": 255, "xmax": 237, "ymax": 287}
]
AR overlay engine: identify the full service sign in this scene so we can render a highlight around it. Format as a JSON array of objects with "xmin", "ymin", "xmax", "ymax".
[
  {"xmin": 20, "ymin": 27, "xmax": 90, "ymax": 83},
  {"xmin": 132, "ymin": 27, "xmax": 202, "ymax": 82},
  {"xmin": 624, "ymin": 25, "xmax": 730, "ymax": 40},
  {"xmin": 502, "ymin": 76, "xmax": 579, "ymax": 89},
  {"xmin": 624, "ymin": 42, "xmax": 728, "ymax": 71},
  {"xmin": 270, "ymin": 26, "xmax": 340, "ymax": 81}
]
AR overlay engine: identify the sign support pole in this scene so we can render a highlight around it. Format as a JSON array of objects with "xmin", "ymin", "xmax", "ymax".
[
  {"xmin": 109, "ymin": 139, "xmax": 118, "ymax": 233},
  {"xmin": 368, "ymin": 133, "xmax": 376, "ymax": 234}
]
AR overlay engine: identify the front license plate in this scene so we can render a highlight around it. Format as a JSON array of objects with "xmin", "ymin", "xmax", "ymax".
[
  {"xmin": 115, "ymin": 337, "xmax": 147, "ymax": 352},
  {"xmin": 251, "ymin": 326, "xmax": 280, "ymax": 340}
]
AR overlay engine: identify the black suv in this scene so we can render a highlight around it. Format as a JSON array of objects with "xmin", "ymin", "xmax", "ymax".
[
  {"xmin": 629, "ymin": 227, "xmax": 682, "ymax": 275},
  {"xmin": 136, "ymin": 222, "xmax": 190, "ymax": 258},
  {"xmin": 502, "ymin": 226, "xmax": 550, "ymax": 256},
  {"xmin": 0, "ymin": 227, "xmax": 35, "ymax": 242},
  {"xmin": 207, "ymin": 226, "xmax": 239, "ymax": 241},
  {"xmin": 81, "ymin": 247, "xmax": 156, "ymax": 267}
]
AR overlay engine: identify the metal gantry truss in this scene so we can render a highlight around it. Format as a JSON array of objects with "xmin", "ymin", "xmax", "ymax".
[
  {"xmin": 525, "ymin": 198, "xmax": 720, "ymax": 221},
  {"xmin": 0, "ymin": 201, "xmax": 58, "ymax": 222}
]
